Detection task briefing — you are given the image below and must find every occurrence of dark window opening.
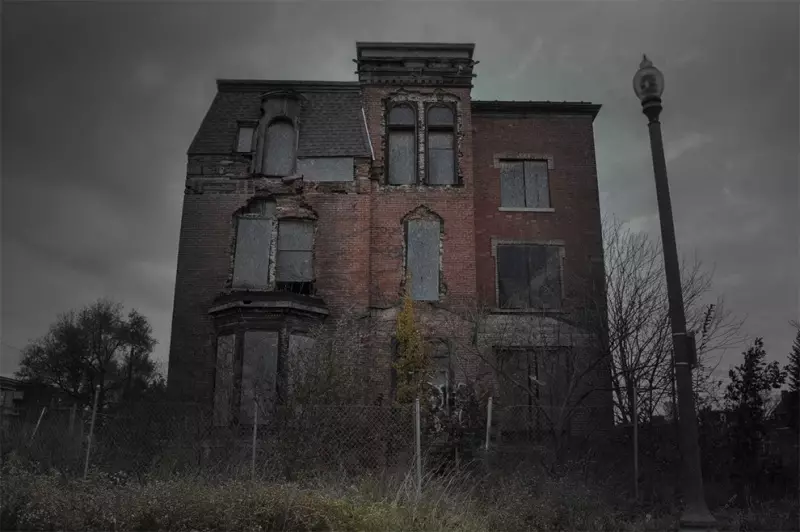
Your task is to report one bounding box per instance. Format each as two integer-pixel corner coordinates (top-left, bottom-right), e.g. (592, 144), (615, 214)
(426, 105), (456, 185)
(276, 219), (314, 295)
(496, 347), (540, 441)
(387, 104), (417, 185)
(500, 160), (550, 208)
(496, 244), (562, 310)
(405, 218), (441, 301)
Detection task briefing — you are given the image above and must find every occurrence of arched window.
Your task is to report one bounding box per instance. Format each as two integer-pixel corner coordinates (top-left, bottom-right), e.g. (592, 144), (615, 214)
(265, 119), (296, 176)
(387, 104), (416, 185)
(426, 105), (456, 185)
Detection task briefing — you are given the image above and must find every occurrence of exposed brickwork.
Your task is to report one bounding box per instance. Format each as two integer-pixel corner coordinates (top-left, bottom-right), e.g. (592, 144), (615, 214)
(168, 43), (610, 434)
(471, 113), (604, 311)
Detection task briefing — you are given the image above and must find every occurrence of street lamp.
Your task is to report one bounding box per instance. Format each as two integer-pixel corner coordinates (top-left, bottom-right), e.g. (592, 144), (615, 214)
(633, 55), (718, 531)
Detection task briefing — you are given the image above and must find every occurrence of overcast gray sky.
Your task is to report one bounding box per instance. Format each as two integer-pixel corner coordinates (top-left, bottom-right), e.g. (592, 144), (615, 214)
(2, 2), (798, 380)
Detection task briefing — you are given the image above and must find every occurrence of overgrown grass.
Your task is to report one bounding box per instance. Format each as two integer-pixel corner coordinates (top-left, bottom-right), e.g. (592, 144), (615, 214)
(2, 451), (797, 531)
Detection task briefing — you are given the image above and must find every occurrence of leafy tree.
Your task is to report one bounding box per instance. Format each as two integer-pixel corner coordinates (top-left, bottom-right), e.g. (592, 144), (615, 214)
(724, 337), (786, 503)
(785, 327), (800, 393)
(16, 299), (160, 409)
(393, 280), (430, 405)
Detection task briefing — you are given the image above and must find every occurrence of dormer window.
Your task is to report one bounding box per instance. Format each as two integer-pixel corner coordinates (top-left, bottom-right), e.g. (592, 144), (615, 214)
(236, 125), (255, 153)
(426, 105), (456, 185)
(387, 104), (417, 185)
(265, 119), (296, 176)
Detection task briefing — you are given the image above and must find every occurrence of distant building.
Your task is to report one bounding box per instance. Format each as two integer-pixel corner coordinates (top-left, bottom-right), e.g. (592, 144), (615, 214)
(167, 42), (612, 436)
(0, 376), (73, 421)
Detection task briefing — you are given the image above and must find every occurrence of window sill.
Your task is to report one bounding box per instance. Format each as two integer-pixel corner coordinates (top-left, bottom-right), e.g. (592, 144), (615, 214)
(490, 308), (564, 315)
(498, 207), (555, 213)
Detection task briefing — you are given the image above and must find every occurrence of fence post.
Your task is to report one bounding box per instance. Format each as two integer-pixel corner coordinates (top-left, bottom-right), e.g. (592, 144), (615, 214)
(485, 396), (493, 452)
(414, 398), (421, 497)
(83, 385), (100, 481)
(251, 394), (258, 481)
(68, 403), (77, 437)
(28, 406), (47, 446)
(632, 380), (640, 501)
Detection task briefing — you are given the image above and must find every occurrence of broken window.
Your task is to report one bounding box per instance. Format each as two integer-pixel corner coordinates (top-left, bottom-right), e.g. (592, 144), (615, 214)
(213, 334), (236, 427)
(426, 105), (456, 185)
(265, 119), (295, 176)
(236, 126), (255, 153)
(496, 244), (562, 310)
(500, 160), (550, 208)
(232, 200), (275, 289)
(276, 219), (314, 294)
(406, 218), (440, 301)
(387, 104), (416, 185)
(239, 330), (279, 424)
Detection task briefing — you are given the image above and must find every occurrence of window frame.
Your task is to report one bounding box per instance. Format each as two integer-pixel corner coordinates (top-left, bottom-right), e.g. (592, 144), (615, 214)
(212, 326), (286, 428)
(403, 217), (442, 302)
(264, 117), (297, 177)
(235, 121), (258, 154)
(492, 240), (565, 312)
(498, 159), (553, 211)
(275, 218), (315, 295)
(231, 210), (275, 290)
(385, 102), (418, 185)
(424, 103), (458, 186)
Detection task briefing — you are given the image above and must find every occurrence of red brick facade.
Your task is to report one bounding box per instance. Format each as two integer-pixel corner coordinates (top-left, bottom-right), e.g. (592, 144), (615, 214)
(167, 42), (610, 431)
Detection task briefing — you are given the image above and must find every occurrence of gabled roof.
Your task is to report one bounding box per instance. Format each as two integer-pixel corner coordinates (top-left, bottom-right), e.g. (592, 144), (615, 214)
(189, 81), (371, 158)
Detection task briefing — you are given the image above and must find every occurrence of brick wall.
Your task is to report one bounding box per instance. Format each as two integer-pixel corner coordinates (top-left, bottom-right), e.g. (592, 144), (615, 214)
(471, 113), (604, 310)
(361, 86), (477, 311)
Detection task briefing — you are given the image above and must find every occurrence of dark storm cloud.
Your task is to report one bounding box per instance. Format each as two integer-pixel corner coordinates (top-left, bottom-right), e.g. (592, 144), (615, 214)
(2, 2), (797, 377)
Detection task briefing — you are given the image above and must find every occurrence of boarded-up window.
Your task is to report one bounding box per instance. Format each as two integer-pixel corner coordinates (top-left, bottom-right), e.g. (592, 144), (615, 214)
(276, 220), (313, 283)
(387, 104), (416, 185)
(406, 219), (440, 301)
(232, 218), (273, 289)
(500, 160), (550, 208)
(265, 120), (295, 176)
(496, 244), (562, 309)
(213, 334), (236, 427)
(236, 126), (255, 152)
(240, 331), (279, 424)
(426, 106), (455, 185)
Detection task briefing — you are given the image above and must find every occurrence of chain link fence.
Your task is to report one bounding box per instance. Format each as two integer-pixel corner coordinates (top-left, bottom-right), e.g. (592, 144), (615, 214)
(2, 398), (613, 483)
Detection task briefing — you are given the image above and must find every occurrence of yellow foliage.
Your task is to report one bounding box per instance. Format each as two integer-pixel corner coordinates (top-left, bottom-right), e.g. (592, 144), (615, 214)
(393, 276), (430, 404)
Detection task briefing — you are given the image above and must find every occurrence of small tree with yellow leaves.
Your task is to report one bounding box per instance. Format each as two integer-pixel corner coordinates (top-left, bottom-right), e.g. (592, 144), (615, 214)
(393, 277), (431, 404)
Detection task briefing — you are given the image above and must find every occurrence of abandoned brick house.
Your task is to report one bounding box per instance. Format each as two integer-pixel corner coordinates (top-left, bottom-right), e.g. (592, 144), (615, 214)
(167, 42), (612, 433)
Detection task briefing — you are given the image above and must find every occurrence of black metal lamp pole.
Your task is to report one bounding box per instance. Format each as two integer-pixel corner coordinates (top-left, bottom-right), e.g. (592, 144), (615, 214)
(633, 55), (717, 531)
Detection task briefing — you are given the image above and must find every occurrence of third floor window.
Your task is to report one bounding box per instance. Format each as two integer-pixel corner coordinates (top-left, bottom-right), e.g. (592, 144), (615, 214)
(500, 160), (550, 209)
(426, 105), (456, 185)
(387, 104), (417, 185)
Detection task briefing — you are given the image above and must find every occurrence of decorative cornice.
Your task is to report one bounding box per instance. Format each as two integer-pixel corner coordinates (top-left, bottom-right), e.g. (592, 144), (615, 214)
(472, 101), (602, 120)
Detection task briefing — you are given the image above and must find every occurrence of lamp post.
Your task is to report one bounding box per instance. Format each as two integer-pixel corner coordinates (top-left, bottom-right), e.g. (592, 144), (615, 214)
(633, 55), (717, 531)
